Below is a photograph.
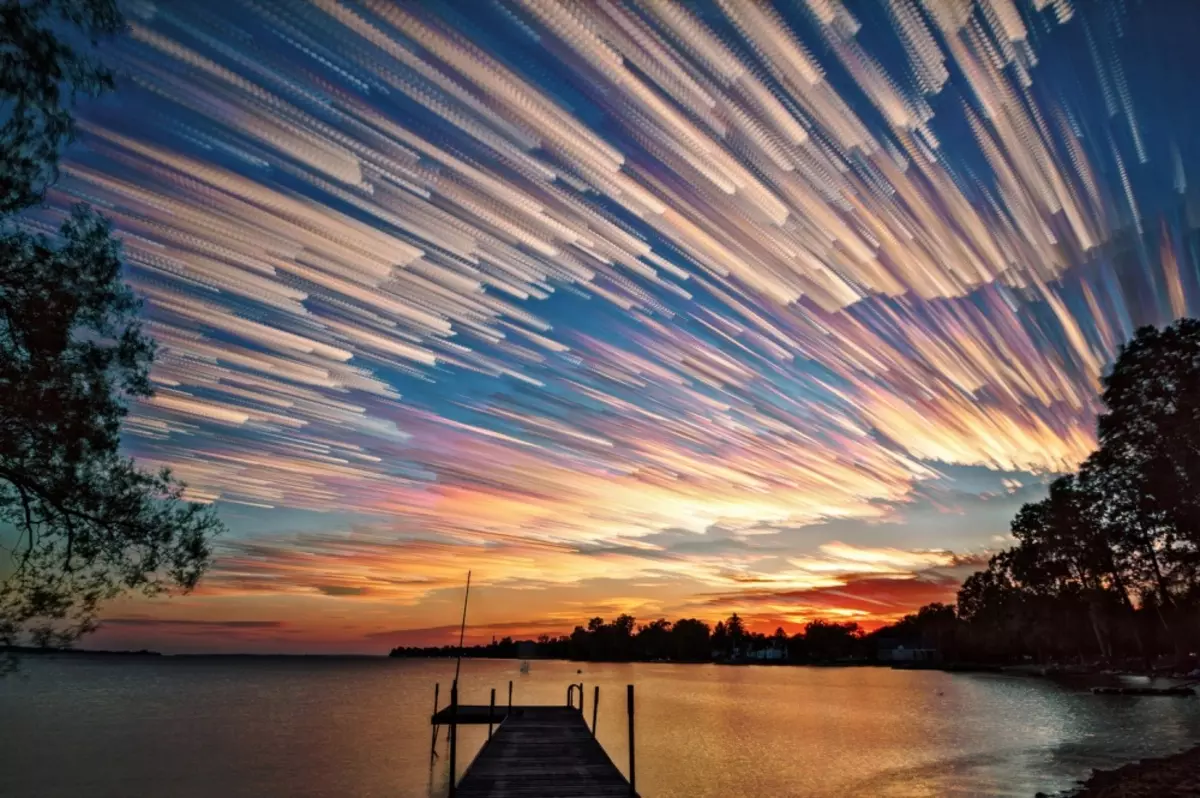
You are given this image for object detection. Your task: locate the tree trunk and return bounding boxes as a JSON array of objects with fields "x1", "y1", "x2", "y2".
[
  {"x1": 1108, "y1": 562, "x2": 1151, "y2": 673},
  {"x1": 1086, "y1": 600, "x2": 1111, "y2": 661},
  {"x1": 1073, "y1": 564, "x2": 1112, "y2": 663},
  {"x1": 1139, "y1": 529, "x2": 1176, "y2": 619}
]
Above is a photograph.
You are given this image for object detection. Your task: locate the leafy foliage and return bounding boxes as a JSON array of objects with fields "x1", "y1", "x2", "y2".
[
  {"x1": 1, "y1": 0, "x2": 223, "y2": 650},
  {"x1": 880, "y1": 320, "x2": 1200, "y2": 666},
  {"x1": 1, "y1": 207, "x2": 222, "y2": 648},
  {"x1": 0, "y1": 0, "x2": 124, "y2": 214}
]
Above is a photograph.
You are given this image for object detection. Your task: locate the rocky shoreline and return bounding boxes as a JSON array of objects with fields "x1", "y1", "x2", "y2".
[{"x1": 1059, "y1": 744, "x2": 1200, "y2": 797}]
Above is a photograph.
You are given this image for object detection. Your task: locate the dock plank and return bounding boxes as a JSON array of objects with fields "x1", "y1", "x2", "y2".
[
  {"x1": 432, "y1": 705, "x2": 513, "y2": 725},
  {"x1": 455, "y1": 706, "x2": 633, "y2": 798}
]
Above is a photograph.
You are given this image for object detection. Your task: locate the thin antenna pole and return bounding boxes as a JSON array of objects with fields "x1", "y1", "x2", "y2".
[{"x1": 453, "y1": 571, "x2": 472, "y2": 685}]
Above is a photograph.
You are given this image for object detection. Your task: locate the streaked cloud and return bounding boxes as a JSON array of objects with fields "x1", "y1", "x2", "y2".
[
  {"x1": 33, "y1": 0, "x2": 1199, "y2": 648},
  {"x1": 101, "y1": 618, "x2": 285, "y2": 629}
]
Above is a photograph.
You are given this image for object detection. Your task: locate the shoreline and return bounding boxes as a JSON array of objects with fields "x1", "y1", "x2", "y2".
[{"x1": 1059, "y1": 744, "x2": 1200, "y2": 797}]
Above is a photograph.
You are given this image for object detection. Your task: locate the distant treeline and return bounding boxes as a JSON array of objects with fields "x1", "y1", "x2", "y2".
[
  {"x1": 394, "y1": 322, "x2": 1200, "y2": 670},
  {"x1": 389, "y1": 614, "x2": 868, "y2": 664},
  {"x1": 0, "y1": 645, "x2": 161, "y2": 657}
]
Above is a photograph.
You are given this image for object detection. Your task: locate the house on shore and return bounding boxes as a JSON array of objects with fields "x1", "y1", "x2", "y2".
[
  {"x1": 746, "y1": 646, "x2": 787, "y2": 662},
  {"x1": 876, "y1": 638, "x2": 938, "y2": 663}
]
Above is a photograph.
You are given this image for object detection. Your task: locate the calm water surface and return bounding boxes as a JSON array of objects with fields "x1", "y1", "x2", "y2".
[{"x1": 4, "y1": 656, "x2": 1199, "y2": 797}]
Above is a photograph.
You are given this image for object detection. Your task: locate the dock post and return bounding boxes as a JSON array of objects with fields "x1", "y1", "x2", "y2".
[
  {"x1": 430, "y1": 682, "x2": 440, "y2": 759},
  {"x1": 626, "y1": 684, "x2": 636, "y2": 797},
  {"x1": 488, "y1": 688, "x2": 496, "y2": 740},
  {"x1": 508, "y1": 680, "x2": 512, "y2": 710},
  {"x1": 591, "y1": 685, "x2": 599, "y2": 736},
  {"x1": 449, "y1": 681, "x2": 458, "y2": 797}
]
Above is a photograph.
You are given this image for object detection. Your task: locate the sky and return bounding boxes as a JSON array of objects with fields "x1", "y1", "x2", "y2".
[{"x1": 39, "y1": 0, "x2": 1200, "y2": 653}]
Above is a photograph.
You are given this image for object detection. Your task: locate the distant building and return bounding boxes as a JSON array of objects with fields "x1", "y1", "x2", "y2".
[
  {"x1": 746, "y1": 647, "x2": 787, "y2": 662},
  {"x1": 876, "y1": 639, "x2": 938, "y2": 662},
  {"x1": 712, "y1": 645, "x2": 787, "y2": 663}
]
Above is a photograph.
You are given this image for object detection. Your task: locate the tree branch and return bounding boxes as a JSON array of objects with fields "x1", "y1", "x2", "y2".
[{"x1": 11, "y1": 479, "x2": 37, "y2": 576}]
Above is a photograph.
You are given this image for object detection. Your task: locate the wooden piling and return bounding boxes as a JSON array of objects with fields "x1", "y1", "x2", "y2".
[
  {"x1": 591, "y1": 685, "x2": 599, "y2": 736},
  {"x1": 488, "y1": 688, "x2": 496, "y2": 740},
  {"x1": 507, "y1": 680, "x2": 512, "y2": 710},
  {"x1": 449, "y1": 681, "x2": 458, "y2": 797},
  {"x1": 430, "y1": 682, "x2": 440, "y2": 759},
  {"x1": 626, "y1": 684, "x2": 636, "y2": 797}
]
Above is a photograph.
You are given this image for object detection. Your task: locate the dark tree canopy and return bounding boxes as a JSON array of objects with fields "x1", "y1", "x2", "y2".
[
  {"x1": 0, "y1": 207, "x2": 222, "y2": 647},
  {"x1": 0, "y1": 0, "x2": 124, "y2": 215},
  {"x1": 874, "y1": 319, "x2": 1200, "y2": 668},
  {"x1": 1099, "y1": 320, "x2": 1200, "y2": 558},
  {"x1": 0, "y1": 0, "x2": 222, "y2": 650}
]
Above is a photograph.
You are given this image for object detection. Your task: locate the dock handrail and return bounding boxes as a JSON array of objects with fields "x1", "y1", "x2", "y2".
[
  {"x1": 566, "y1": 680, "x2": 585, "y2": 710},
  {"x1": 434, "y1": 680, "x2": 638, "y2": 797}
]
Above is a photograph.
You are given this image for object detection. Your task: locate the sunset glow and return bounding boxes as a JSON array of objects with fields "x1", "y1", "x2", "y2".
[{"x1": 47, "y1": 0, "x2": 1200, "y2": 653}]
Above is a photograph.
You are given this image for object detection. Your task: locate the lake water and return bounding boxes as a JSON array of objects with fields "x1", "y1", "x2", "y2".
[{"x1": 4, "y1": 656, "x2": 1200, "y2": 797}]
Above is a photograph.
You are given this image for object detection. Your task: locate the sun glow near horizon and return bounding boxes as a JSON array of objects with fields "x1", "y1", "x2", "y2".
[{"x1": 56, "y1": 0, "x2": 1200, "y2": 653}]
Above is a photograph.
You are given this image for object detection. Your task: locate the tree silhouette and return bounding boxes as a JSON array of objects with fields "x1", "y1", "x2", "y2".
[
  {"x1": 636, "y1": 618, "x2": 671, "y2": 660},
  {"x1": 802, "y1": 619, "x2": 861, "y2": 661},
  {"x1": 0, "y1": 1, "x2": 223, "y2": 650},
  {"x1": 1, "y1": 0, "x2": 124, "y2": 215},
  {"x1": 0, "y1": 205, "x2": 224, "y2": 648},
  {"x1": 876, "y1": 320, "x2": 1200, "y2": 667},
  {"x1": 725, "y1": 612, "x2": 745, "y2": 650},
  {"x1": 669, "y1": 618, "x2": 711, "y2": 662},
  {"x1": 711, "y1": 620, "x2": 729, "y2": 656}
]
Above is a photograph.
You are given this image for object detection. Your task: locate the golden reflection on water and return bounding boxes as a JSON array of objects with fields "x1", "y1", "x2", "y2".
[{"x1": 5, "y1": 657, "x2": 1199, "y2": 797}]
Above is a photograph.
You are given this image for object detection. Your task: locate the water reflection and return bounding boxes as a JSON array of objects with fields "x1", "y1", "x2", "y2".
[{"x1": 3, "y1": 657, "x2": 1198, "y2": 797}]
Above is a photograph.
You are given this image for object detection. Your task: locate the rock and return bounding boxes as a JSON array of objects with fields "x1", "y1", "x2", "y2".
[{"x1": 1071, "y1": 745, "x2": 1200, "y2": 797}]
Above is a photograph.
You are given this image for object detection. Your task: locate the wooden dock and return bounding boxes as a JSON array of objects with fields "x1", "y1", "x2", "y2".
[
  {"x1": 432, "y1": 683, "x2": 638, "y2": 797},
  {"x1": 456, "y1": 706, "x2": 631, "y2": 797}
]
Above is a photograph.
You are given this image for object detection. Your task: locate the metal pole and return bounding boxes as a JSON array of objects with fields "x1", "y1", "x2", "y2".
[
  {"x1": 488, "y1": 687, "x2": 496, "y2": 740},
  {"x1": 626, "y1": 684, "x2": 636, "y2": 797},
  {"x1": 591, "y1": 685, "x2": 599, "y2": 737},
  {"x1": 508, "y1": 680, "x2": 512, "y2": 710},
  {"x1": 453, "y1": 571, "x2": 471, "y2": 686},
  {"x1": 449, "y1": 681, "x2": 458, "y2": 798},
  {"x1": 430, "y1": 682, "x2": 440, "y2": 759}
]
